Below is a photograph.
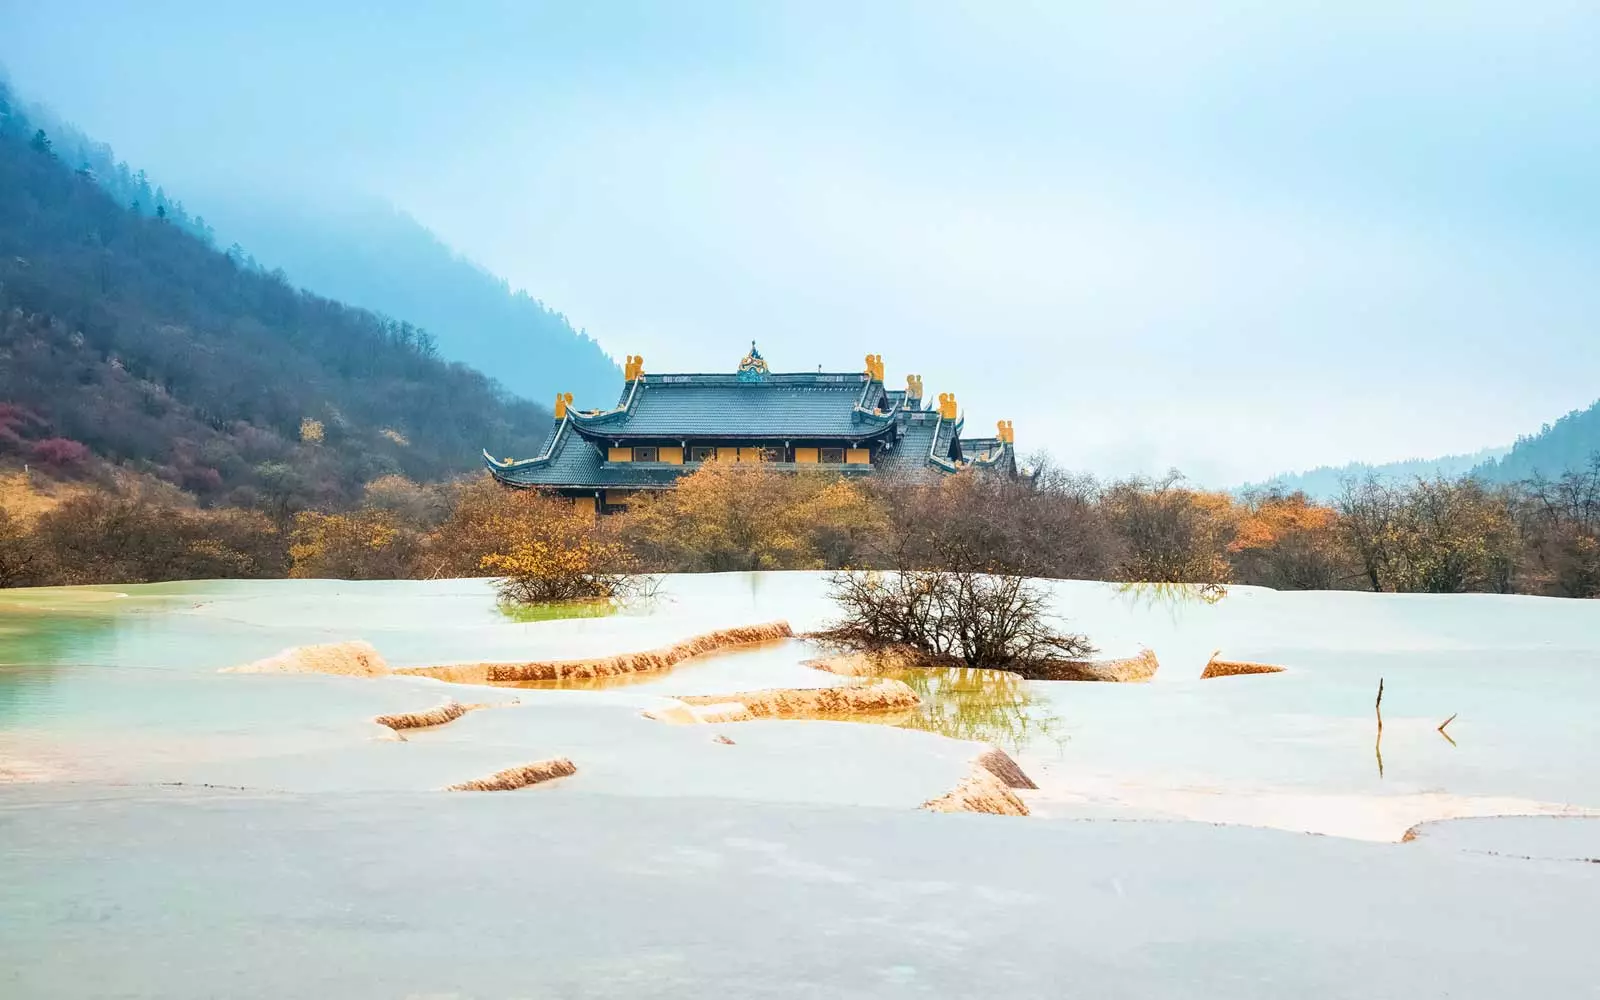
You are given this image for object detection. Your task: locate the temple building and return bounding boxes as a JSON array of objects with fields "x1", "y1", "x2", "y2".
[{"x1": 483, "y1": 344, "x2": 1017, "y2": 515}]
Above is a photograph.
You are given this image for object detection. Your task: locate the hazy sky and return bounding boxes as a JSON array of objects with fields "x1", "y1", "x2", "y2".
[{"x1": 3, "y1": 1, "x2": 1598, "y2": 483}]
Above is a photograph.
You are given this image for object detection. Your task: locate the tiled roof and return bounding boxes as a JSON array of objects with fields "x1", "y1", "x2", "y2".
[
  {"x1": 567, "y1": 372, "x2": 898, "y2": 441},
  {"x1": 483, "y1": 422, "x2": 686, "y2": 490},
  {"x1": 482, "y1": 367, "x2": 1014, "y2": 489}
]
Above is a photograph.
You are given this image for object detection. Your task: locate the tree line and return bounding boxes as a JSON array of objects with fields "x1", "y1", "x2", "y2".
[{"x1": 5, "y1": 458, "x2": 1598, "y2": 599}]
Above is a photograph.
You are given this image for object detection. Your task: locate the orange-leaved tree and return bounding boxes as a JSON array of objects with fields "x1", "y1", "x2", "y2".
[
  {"x1": 474, "y1": 489, "x2": 636, "y2": 604},
  {"x1": 618, "y1": 460, "x2": 884, "y2": 572},
  {"x1": 288, "y1": 508, "x2": 420, "y2": 580},
  {"x1": 1230, "y1": 489, "x2": 1346, "y2": 589}
]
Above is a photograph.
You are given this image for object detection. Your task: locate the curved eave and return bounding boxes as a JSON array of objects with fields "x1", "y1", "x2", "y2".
[
  {"x1": 927, "y1": 413, "x2": 963, "y2": 473},
  {"x1": 965, "y1": 444, "x2": 1012, "y2": 469},
  {"x1": 482, "y1": 416, "x2": 571, "y2": 477},
  {"x1": 564, "y1": 378, "x2": 643, "y2": 430},
  {"x1": 851, "y1": 393, "x2": 902, "y2": 427}
]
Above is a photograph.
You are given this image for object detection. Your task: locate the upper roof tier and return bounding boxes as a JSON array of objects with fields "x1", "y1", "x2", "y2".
[{"x1": 566, "y1": 370, "x2": 900, "y2": 442}]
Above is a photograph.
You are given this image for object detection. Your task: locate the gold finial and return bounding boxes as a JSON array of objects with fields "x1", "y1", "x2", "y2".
[
  {"x1": 555, "y1": 392, "x2": 574, "y2": 419},
  {"x1": 624, "y1": 354, "x2": 645, "y2": 381},
  {"x1": 997, "y1": 419, "x2": 1014, "y2": 443},
  {"x1": 938, "y1": 392, "x2": 958, "y2": 420},
  {"x1": 906, "y1": 374, "x2": 922, "y2": 399}
]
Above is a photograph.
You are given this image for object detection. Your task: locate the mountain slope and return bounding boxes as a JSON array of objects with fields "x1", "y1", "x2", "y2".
[
  {"x1": 1243, "y1": 446, "x2": 1508, "y2": 499},
  {"x1": 0, "y1": 111, "x2": 549, "y2": 507},
  {"x1": 3, "y1": 74, "x2": 620, "y2": 409},
  {"x1": 1473, "y1": 399, "x2": 1600, "y2": 483},
  {"x1": 195, "y1": 193, "x2": 621, "y2": 406}
]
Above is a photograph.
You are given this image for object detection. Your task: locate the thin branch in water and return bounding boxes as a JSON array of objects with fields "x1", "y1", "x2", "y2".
[
  {"x1": 1438, "y1": 712, "x2": 1458, "y2": 747},
  {"x1": 1374, "y1": 677, "x2": 1385, "y2": 779}
]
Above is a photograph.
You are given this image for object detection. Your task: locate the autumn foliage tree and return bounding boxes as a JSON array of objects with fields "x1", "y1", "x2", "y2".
[
  {"x1": 617, "y1": 461, "x2": 884, "y2": 572},
  {"x1": 474, "y1": 489, "x2": 636, "y2": 603},
  {"x1": 288, "y1": 508, "x2": 420, "y2": 580},
  {"x1": 1098, "y1": 472, "x2": 1236, "y2": 584},
  {"x1": 1229, "y1": 489, "x2": 1347, "y2": 590},
  {"x1": 1335, "y1": 474, "x2": 1519, "y2": 593}
]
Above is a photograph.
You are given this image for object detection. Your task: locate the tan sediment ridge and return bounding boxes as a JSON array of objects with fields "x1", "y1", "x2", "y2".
[
  {"x1": 446, "y1": 757, "x2": 577, "y2": 791},
  {"x1": 974, "y1": 745, "x2": 1038, "y2": 789},
  {"x1": 223, "y1": 623, "x2": 795, "y2": 685},
  {"x1": 373, "y1": 699, "x2": 515, "y2": 731},
  {"x1": 923, "y1": 761, "x2": 1030, "y2": 816},
  {"x1": 397, "y1": 621, "x2": 796, "y2": 685},
  {"x1": 804, "y1": 645, "x2": 928, "y2": 677},
  {"x1": 1018, "y1": 648, "x2": 1159, "y2": 683},
  {"x1": 225, "y1": 640, "x2": 390, "y2": 677},
  {"x1": 1201, "y1": 651, "x2": 1287, "y2": 679},
  {"x1": 674, "y1": 678, "x2": 921, "y2": 718}
]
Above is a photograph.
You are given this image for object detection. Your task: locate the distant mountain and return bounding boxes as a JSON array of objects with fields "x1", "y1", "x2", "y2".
[
  {"x1": 1244, "y1": 447, "x2": 1509, "y2": 500},
  {"x1": 0, "y1": 96, "x2": 550, "y2": 507},
  {"x1": 1248, "y1": 394, "x2": 1600, "y2": 498},
  {"x1": 1472, "y1": 398, "x2": 1600, "y2": 483},
  {"x1": 193, "y1": 194, "x2": 622, "y2": 407},
  {"x1": 2, "y1": 84, "x2": 219, "y2": 247},
  {"x1": 4, "y1": 74, "x2": 621, "y2": 409}
]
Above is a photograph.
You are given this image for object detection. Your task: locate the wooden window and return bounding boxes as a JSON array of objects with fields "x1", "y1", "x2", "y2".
[
  {"x1": 819, "y1": 447, "x2": 846, "y2": 464},
  {"x1": 690, "y1": 446, "x2": 716, "y2": 462},
  {"x1": 760, "y1": 446, "x2": 785, "y2": 463},
  {"x1": 632, "y1": 446, "x2": 659, "y2": 463}
]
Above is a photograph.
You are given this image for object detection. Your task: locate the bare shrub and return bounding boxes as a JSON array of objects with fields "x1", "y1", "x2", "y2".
[{"x1": 820, "y1": 569, "x2": 1094, "y2": 671}]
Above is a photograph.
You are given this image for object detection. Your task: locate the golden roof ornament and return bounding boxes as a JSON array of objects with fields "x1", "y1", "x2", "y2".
[{"x1": 737, "y1": 341, "x2": 770, "y2": 381}]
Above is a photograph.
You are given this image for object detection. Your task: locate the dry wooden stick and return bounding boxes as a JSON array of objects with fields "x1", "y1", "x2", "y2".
[
  {"x1": 1438, "y1": 712, "x2": 1458, "y2": 747},
  {"x1": 1374, "y1": 677, "x2": 1385, "y2": 778}
]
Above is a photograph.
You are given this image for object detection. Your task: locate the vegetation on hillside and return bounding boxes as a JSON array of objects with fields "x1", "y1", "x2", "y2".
[
  {"x1": 1246, "y1": 446, "x2": 1508, "y2": 500},
  {"x1": 2, "y1": 76, "x2": 620, "y2": 406},
  {"x1": 0, "y1": 109, "x2": 550, "y2": 510},
  {"x1": 1473, "y1": 399, "x2": 1600, "y2": 484}
]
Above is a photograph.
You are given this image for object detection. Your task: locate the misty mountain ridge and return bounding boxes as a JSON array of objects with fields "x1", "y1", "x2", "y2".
[
  {"x1": 3, "y1": 72, "x2": 619, "y2": 408},
  {"x1": 191, "y1": 191, "x2": 622, "y2": 406},
  {"x1": 1250, "y1": 395, "x2": 1600, "y2": 498},
  {"x1": 1243, "y1": 447, "x2": 1509, "y2": 499},
  {"x1": 0, "y1": 94, "x2": 551, "y2": 506}
]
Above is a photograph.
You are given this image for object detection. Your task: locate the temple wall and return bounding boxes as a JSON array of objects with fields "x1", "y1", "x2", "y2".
[
  {"x1": 660, "y1": 447, "x2": 684, "y2": 465},
  {"x1": 846, "y1": 448, "x2": 871, "y2": 464},
  {"x1": 794, "y1": 447, "x2": 819, "y2": 464},
  {"x1": 608, "y1": 446, "x2": 632, "y2": 462}
]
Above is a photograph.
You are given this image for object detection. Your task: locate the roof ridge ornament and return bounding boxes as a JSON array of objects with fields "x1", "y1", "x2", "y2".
[{"x1": 737, "y1": 340, "x2": 770, "y2": 382}]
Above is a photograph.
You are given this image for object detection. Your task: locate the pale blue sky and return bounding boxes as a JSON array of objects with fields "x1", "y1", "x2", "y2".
[{"x1": 3, "y1": 1, "x2": 1597, "y2": 482}]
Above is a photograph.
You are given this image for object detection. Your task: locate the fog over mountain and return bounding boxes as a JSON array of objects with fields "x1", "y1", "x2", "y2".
[{"x1": 3, "y1": 3, "x2": 1598, "y2": 481}]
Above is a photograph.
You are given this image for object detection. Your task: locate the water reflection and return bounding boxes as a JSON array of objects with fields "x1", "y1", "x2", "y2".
[
  {"x1": 1114, "y1": 581, "x2": 1228, "y2": 608},
  {"x1": 495, "y1": 599, "x2": 618, "y2": 624},
  {"x1": 871, "y1": 666, "x2": 1069, "y2": 756}
]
